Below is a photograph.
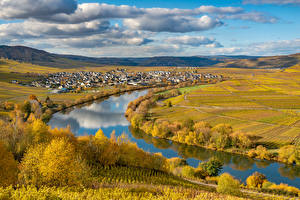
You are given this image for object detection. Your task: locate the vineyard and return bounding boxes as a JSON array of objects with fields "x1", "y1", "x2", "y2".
[
  {"x1": 0, "y1": 185, "x2": 257, "y2": 200},
  {"x1": 150, "y1": 66, "x2": 300, "y2": 148},
  {"x1": 94, "y1": 166, "x2": 198, "y2": 188}
]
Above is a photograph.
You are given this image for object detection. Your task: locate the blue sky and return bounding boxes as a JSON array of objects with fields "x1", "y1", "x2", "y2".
[{"x1": 0, "y1": 0, "x2": 299, "y2": 57}]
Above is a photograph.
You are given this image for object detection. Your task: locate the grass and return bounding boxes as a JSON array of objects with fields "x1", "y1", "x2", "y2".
[{"x1": 178, "y1": 84, "x2": 210, "y2": 93}]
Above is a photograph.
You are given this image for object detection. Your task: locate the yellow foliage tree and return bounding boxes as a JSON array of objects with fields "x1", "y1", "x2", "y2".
[
  {"x1": 246, "y1": 172, "x2": 266, "y2": 189},
  {"x1": 19, "y1": 139, "x2": 89, "y2": 187},
  {"x1": 27, "y1": 118, "x2": 51, "y2": 144},
  {"x1": 39, "y1": 138, "x2": 89, "y2": 187},
  {"x1": 0, "y1": 142, "x2": 18, "y2": 187},
  {"x1": 278, "y1": 145, "x2": 300, "y2": 164}
]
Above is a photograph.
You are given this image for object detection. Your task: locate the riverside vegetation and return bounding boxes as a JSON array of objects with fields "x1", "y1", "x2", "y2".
[{"x1": 0, "y1": 92, "x2": 298, "y2": 199}]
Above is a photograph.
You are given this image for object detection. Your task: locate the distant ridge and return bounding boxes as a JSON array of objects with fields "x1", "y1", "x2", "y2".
[{"x1": 0, "y1": 45, "x2": 299, "y2": 69}]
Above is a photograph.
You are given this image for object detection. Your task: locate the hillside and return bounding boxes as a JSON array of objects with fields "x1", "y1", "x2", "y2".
[
  {"x1": 214, "y1": 53, "x2": 300, "y2": 69},
  {"x1": 0, "y1": 45, "x2": 299, "y2": 68}
]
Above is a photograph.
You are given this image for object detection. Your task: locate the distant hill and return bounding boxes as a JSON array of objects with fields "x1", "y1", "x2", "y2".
[
  {"x1": 214, "y1": 53, "x2": 300, "y2": 69},
  {"x1": 0, "y1": 45, "x2": 299, "y2": 69}
]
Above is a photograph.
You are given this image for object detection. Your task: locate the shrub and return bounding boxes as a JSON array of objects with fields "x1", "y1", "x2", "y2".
[
  {"x1": 217, "y1": 173, "x2": 241, "y2": 196},
  {"x1": 181, "y1": 166, "x2": 195, "y2": 178},
  {"x1": 246, "y1": 172, "x2": 266, "y2": 189}
]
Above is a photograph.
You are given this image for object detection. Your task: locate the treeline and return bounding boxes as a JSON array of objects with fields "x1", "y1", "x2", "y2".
[{"x1": 126, "y1": 90, "x2": 300, "y2": 165}]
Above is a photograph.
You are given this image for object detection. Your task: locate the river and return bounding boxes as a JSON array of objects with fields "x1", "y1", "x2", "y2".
[{"x1": 49, "y1": 90, "x2": 300, "y2": 188}]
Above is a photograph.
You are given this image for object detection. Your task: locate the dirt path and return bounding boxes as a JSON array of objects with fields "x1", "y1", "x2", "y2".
[{"x1": 185, "y1": 178, "x2": 299, "y2": 199}]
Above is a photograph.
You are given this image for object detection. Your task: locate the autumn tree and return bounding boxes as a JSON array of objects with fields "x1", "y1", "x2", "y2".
[
  {"x1": 19, "y1": 138, "x2": 89, "y2": 187},
  {"x1": 18, "y1": 143, "x2": 46, "y2": 186},
  {"x1": 212, "y1": 124, "x2": 233, "y2": 149},
  {"x1": 278, "y1": 145, "x2": 300, "y2": 164},
  {"x1": 21, "y1": 100, "x2": 31, "y2": 119},
  {"x1": 217, "y1": 173, "x2": 241, "y2": 195},
  {"x1": 193, "y1": 121, "x2": 211, "y2": 145},
  {"x1": 255, "y1": 145, "x2": 271, "y2": 160},
  {"x1": 231, "y1": 131, "x2": 253, "y2": 149},
  {"x1": 246, "y1": 172, "x2": 266, "y2": 189},
  {"x1": 0, "y1": 142, "x2": 18, "y2": 187},
  {"x1": 26, "y1": 118, "x2": 51, "y2": 144}
]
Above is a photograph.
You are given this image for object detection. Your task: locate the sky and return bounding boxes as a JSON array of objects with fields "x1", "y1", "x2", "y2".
[{"x1": 0, "y1": 0, "x2": 299, "y2": 57}]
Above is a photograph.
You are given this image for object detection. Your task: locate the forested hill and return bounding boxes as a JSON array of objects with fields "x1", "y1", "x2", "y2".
[{"x1": 0, "y1": 45, "x2": 299, "y2": 69}]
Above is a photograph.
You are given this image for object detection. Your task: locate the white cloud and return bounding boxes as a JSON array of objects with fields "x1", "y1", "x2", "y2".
[
  {"x1": 47, "y1": 3, "x2": 144, "y2": 24},
  {"x1": 0, "y1": 0, "x2": 77, "y2": 19},
  {"x1": 124, "y1": 15, "x2": 223, "y2": 33},
  {"x1": 218, "y1": 12, "x2": 278, "y2": 23},
  {"x1": 0, "y1": 20, "x2": 111, "y2": 38},
  {"x1": 165, "y1": 35, "x2": 223, "y2": 47},
  {"x1": 202, "y1": 39, "x2": 300, "y2": 55},
  {"x1": 243, "y1": 0, "x2": 300, "y2": 5}
]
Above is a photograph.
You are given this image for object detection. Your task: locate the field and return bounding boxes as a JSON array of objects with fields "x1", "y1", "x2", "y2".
[{"x1": 151, "y1": 65, "x2": 300, "y2": 148}]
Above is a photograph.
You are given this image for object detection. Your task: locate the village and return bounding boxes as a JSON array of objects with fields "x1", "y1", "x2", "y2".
[{"x1": 27, "y1": 68, "x2": 222, "y2": 93}]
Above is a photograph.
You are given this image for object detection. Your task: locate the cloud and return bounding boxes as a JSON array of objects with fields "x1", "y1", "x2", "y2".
[
  {"x1": 165, "y1": 36, "x2": 223, "y2": 47},
  {"x1": 203, "y1": 38, "x2": 300, "y2": 55},
  {"x1": 218, "y1": 12, "x2": 278, "y2": 23},
  {"x1": 50, "y1": 34, "x2": 153, "y2": 48},
  {"x1": 124, "y1": 15, "x2": 223, "y2": 33},
  {"x1": 0, "y1": 0, "x2": 77, "y2": 19},
  {"x1": 243, "y1": 0, "x2": 300, "y2": 5},
  {"x1": 0, "y1": 20, "x2": 111, "y2": 38},
  {"x1": 47, "y1": 3, "x2": 145, "y2": 24},
  {"x1": 247, "y1": 38, "x2": 300, "y2": 55},
  {"x1": 196, "y1": 6, "x2": 244, "y2": 14},
  {"x1": 0, "y1": 19, "x2": 153, "y2": 48}
]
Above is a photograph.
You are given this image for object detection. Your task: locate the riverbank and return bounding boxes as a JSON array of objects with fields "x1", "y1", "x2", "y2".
[
  {"x1": 125, "y1": 88, "x2": 300, "y2": 167},
  {"x1": 40, "y1": 84, "x2": 172, "y2": 123}
]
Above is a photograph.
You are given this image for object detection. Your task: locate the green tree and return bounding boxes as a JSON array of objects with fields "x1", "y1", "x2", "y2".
[
  {"x1": 217, "y1": 173, "x2": 241, "y2": 195},
  {"x1": 200, "y1": 158, "x2": 223, "y2": 177}
]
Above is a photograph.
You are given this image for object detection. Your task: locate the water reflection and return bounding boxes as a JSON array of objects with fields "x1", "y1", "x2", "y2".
[
  {"x1": 49, "y1": 91, "x2": 148, "y2": 135},
  {"x1": 129, "y1": 127, "x2": 300, "y2": 186},
  {"x1": 49, "y1": 90, "x2": 300, "y2": 188}
]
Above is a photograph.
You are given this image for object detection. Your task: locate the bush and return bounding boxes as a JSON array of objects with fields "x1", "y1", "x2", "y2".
[
  {"x1": 217, "y1": 173, "x2": 241, "y2": 196},
  {"x1": 246, "y1": 172, "x2": 266, "y2": 189},
  {"x1": 181, "y1": 166, "x2": 195, "y2": 178}
]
